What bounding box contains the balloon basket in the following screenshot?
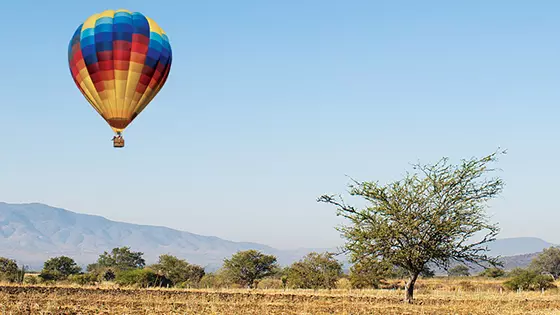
[113,137,125,148]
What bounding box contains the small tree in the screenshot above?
[448,265,470,277]
[479,267,505,278]
[40,256,81,281]
[88,247,145,272]
[349,257,390,289]
[222,250,278,288]
[503,268,556,291]
[529,247,560,280]
[318,150,505,303]
[150,254,205,287]
[115,268,167,288]
[0,257,20,283]
[286,252,343,289]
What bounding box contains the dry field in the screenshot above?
[0,279,560,314]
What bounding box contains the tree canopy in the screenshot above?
[318,150,505,303]
[222,250,278,288]
[40,256,81,281]
[287,252,343,289]
[150,254,205,287]
[529,247,560,280]
[88,247,145,272]
[0,257,20,283]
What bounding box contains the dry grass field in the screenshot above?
[1,278,560,314]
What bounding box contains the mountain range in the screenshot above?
[0,202,555,272]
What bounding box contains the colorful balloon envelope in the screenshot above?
[68,9,172,148]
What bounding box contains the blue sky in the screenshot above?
[0,0,559,249]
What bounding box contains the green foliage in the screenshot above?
[198,273,231,289]
[336,278,352,290]
[89,247,145,272]
[503,268,556,291]
[420,267,436,278]
[387,265,434,279]
[448,265,470,277]
[529,247,560,280]
[68,273,97,285]
[0,257,20,283]
[38,270,64,282]
[318,150,505,302]
[479,267,505,278]
[256,278,284,289]
[287,252,343,289]
[150,254,205,287]
[349,257,389,289]
[40,256,81,281]
[23,275,38,285]
[115,268,169,288]
[222,250,278,288]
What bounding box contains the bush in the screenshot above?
[115,269,168,288]
[38,270,65,282]
[198,273,232,289]
[503,269,556,291]
[257,278,284,289]
[448,265,470,277]
[336,278,352,290]
[0,257,20,283]
[150,255,205,287]
[23,275,38,285]
[479,267,505,278]
[69,273,98,285]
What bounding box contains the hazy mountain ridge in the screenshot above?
[0,202,553,271]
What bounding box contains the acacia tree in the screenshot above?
[40,256,81,281]
[529,247,560,280]
[222,250,278,288]
[88,247,145,272]
[0,257,20,283]
[287,252,343,289]
[150,254,205,287]
[318,150,505,303]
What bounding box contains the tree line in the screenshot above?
[2,150,553,303]
[1,244,559,292]
[0,248,345,289]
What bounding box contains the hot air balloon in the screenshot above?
[68,9,172,148]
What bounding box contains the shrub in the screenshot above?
[448,265,470,277]
[503,269,556,291]
[69,273,97,285]
[479,267,505,278]
[198,273,232,289]
[0,257,20,283]
[41,256,81,280]
[38,270,65,282]
[115,269,168,288]
[336,278,352,290]
[23,275,38,285]
[257,278,284,289]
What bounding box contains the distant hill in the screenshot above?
[0,202,553,272]
[486,237,555,257]
[0,202,333,270]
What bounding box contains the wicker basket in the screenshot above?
[113,137,125,148]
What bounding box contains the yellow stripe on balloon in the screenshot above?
[82,13,99,29]
[99,10,115,18]
[146,17,165,35]
[78,70,106,115]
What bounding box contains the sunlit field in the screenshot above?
[1,278,560,315]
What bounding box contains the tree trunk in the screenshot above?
[404,272,419,304]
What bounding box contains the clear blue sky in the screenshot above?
[0,0,558,249]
